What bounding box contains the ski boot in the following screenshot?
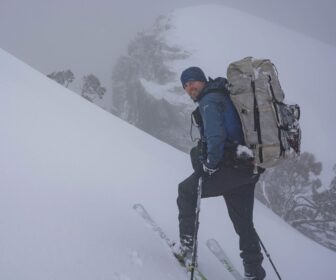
[172,242,196,270]
[243,262,266,280]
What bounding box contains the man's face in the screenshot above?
[183,80,205,101]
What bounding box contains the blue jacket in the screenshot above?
[197,77,245,169]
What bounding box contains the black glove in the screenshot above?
[190,145,203,174]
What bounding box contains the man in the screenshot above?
[174,66,266,280]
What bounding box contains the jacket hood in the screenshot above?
[196,77,229,102]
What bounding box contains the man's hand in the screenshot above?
[190,146,203,173]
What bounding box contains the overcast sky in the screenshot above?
[0,0,335,91]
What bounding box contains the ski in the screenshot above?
[206,239,244,280]
[133,203,207,280]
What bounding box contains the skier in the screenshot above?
[174,66,266,280]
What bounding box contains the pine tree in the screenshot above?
[311,164,336,223]
[81,74,106,102]
[47,70,75,88]
[260,152,322,222]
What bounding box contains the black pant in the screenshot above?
[177,165,263,265]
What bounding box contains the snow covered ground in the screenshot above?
[1,5,336,280]
[1,45,335,280]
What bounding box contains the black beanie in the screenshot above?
[180,67,207,87]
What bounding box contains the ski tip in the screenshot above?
[206,238,216,244]
[206,238,221,252]
[133,203,142,210]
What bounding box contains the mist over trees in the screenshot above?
[47,70,75,88]
[47,70,106,103]
[255,154,336,251]
[111,16,191,151]
[81,74,106,102]
[256,152,322,221]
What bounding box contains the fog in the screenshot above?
[0,0,335,94]
[1,0,222,90]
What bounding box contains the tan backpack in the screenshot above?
[227,57,301,168]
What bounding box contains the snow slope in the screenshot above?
[141,5,336,182]
[1,47,335,280]
[1,7,336,280]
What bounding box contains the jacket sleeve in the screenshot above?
[199,94,227,169]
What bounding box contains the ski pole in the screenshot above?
[190,176,203,280]
[258,234,282,280]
